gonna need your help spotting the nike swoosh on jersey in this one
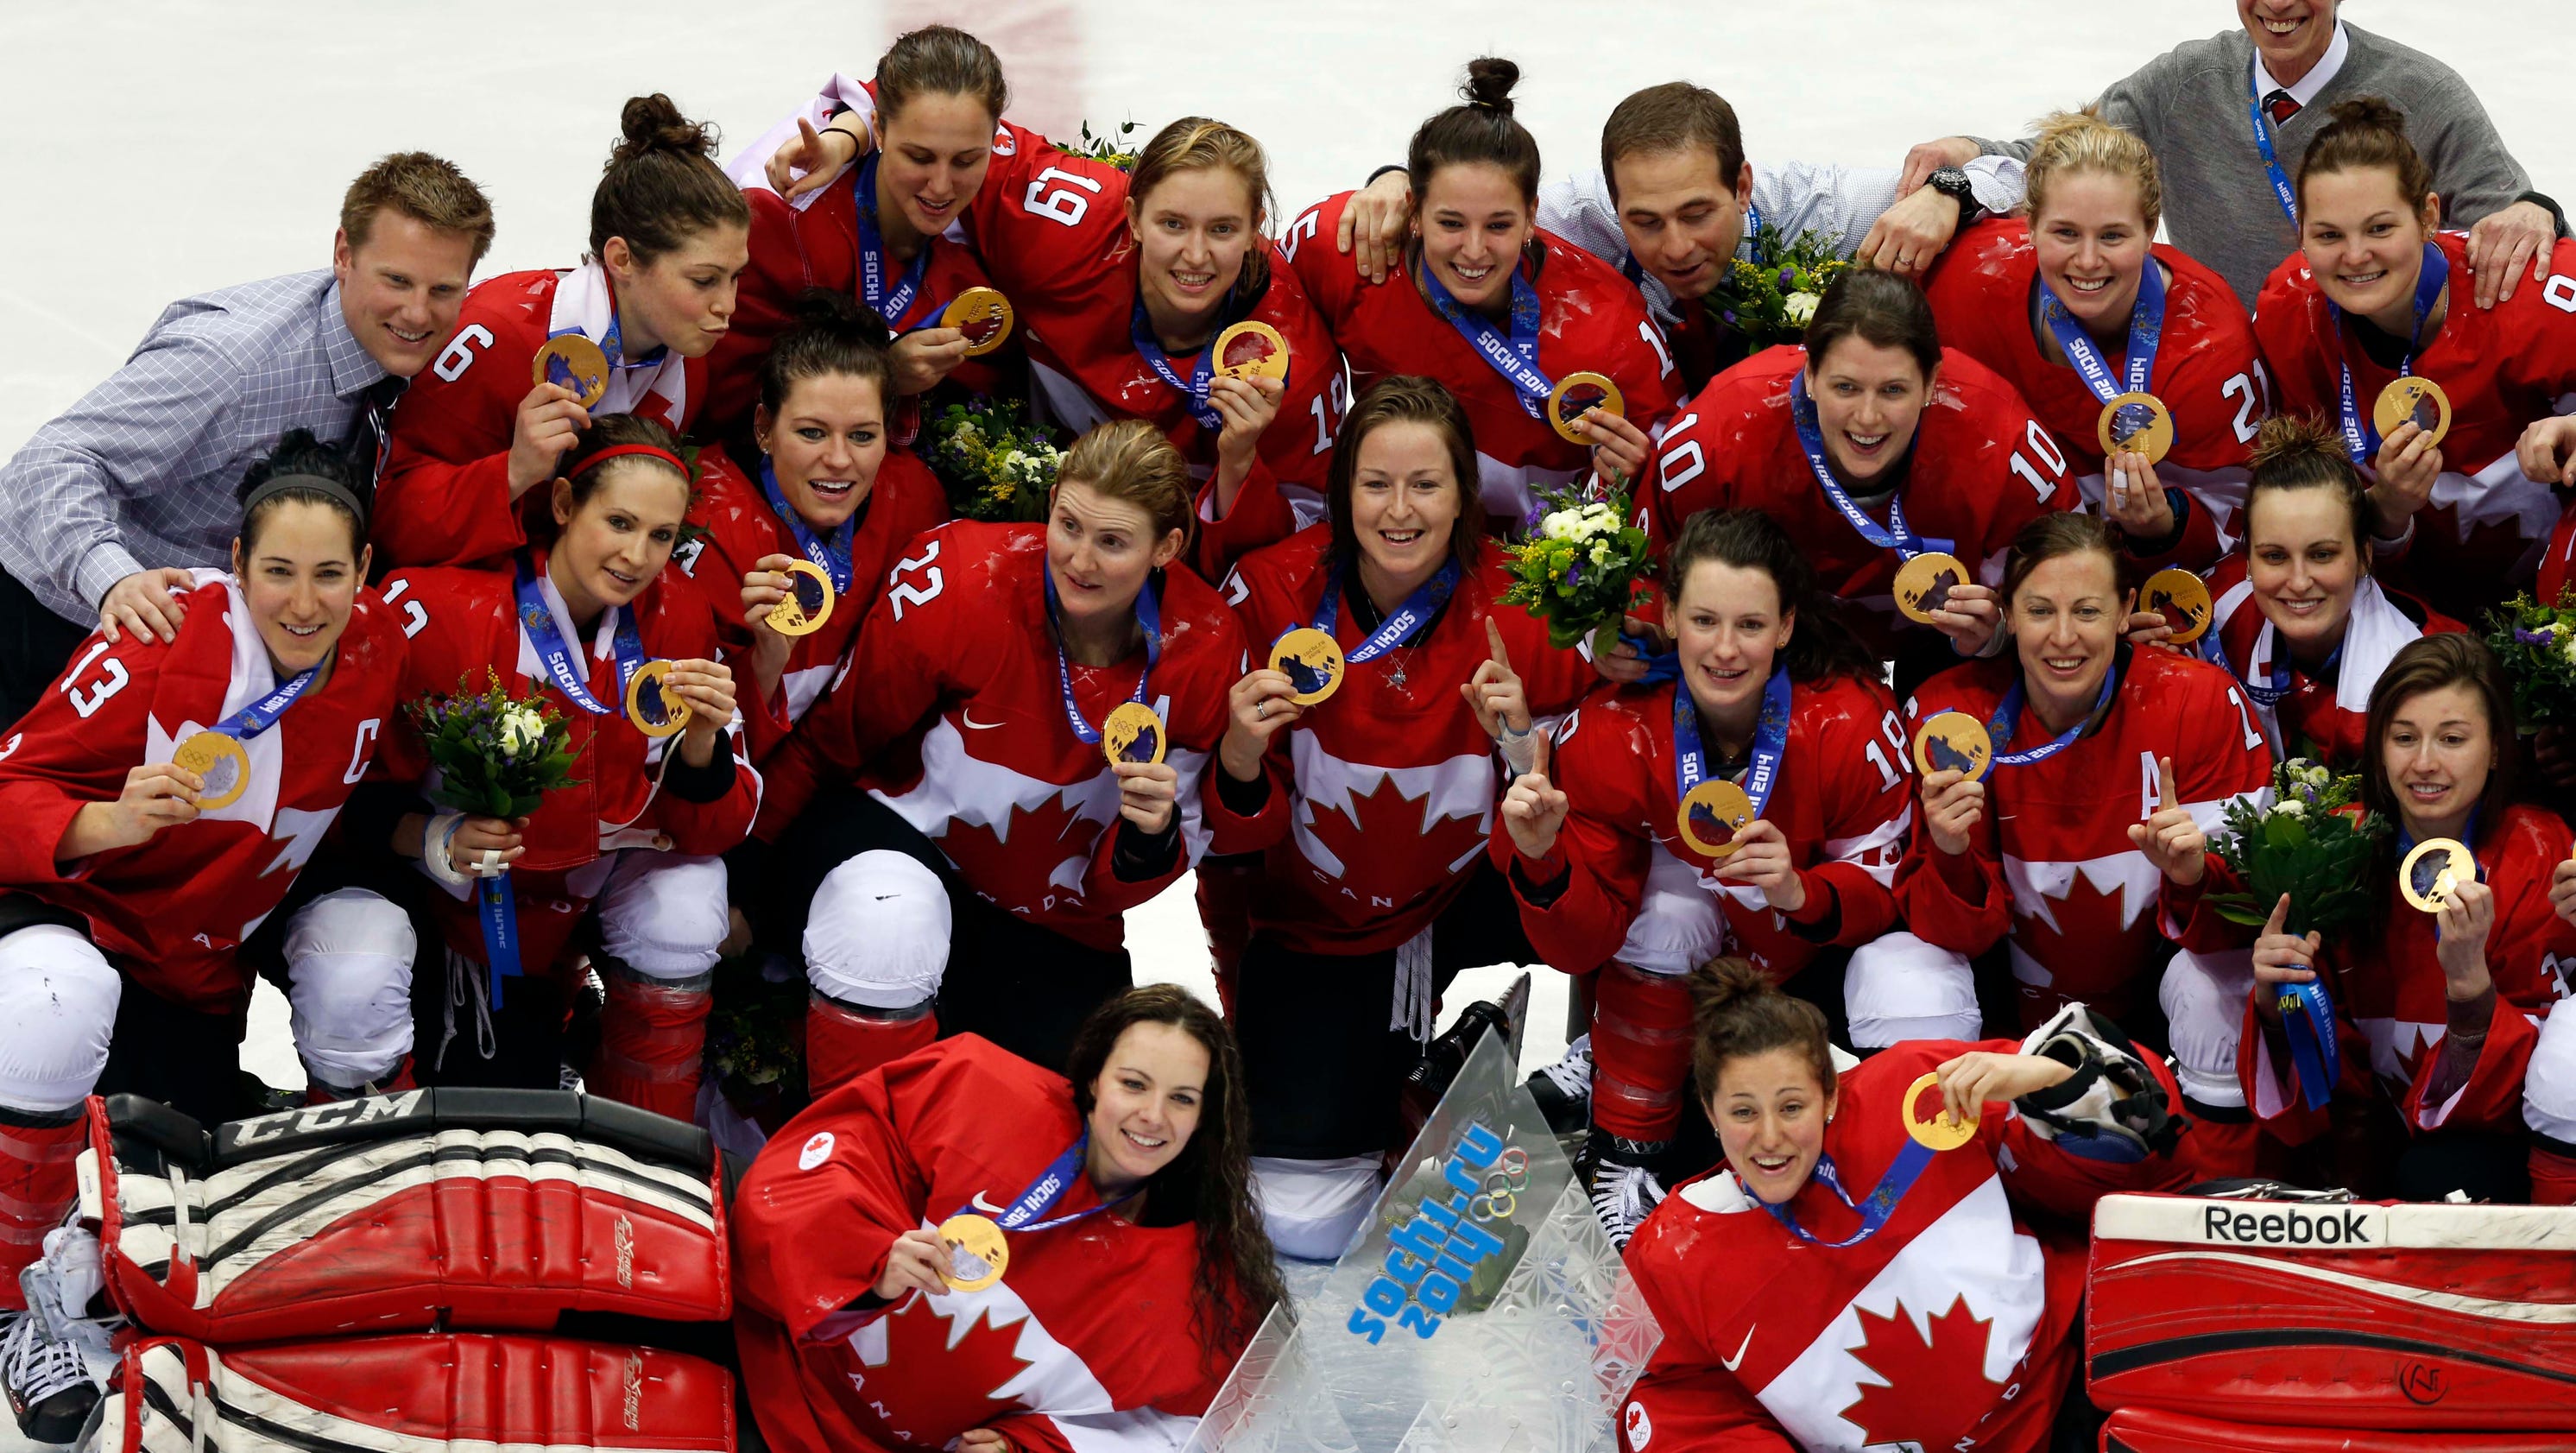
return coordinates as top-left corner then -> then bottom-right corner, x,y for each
1720,1324 -> 1754,1372
970,1191 -> 1010,1215
961,711 -> 1006,730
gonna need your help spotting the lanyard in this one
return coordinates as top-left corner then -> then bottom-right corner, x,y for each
1985,664 -> 2118,769
1671,667 -> 1792,820
2037,255 -> 2167,409
1130,296 -> 1247,432
514,552 -> 647,717
1316,557 -> 1461,664
206,664 -> 318,744
759,459 -> 854,593
1422,262 -> 1552,420
2238,627 -> 2341,711
1041,567 -> 1161,745
2248,71 -> 2303,231
852,152 -> 937,328
1759,1141 -> 1936,1248
1788,370 -> 1951,559
947,1134 -> 1135,1234
2332,243 -> 2449,464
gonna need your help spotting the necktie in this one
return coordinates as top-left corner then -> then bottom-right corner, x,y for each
350,374 -> 407,490
2264,89 -> 2301,126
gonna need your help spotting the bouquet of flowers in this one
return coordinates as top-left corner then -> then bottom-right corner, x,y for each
407,668 -> 581,818
1500,484 -> 1654,656
2484,590 -> 2576,727
1702,228 -> 1851,353
921,397 -> 1065,522
2203,758 -> 2390,938
1054,118 -> 1140,170
705,953 -> 806,1110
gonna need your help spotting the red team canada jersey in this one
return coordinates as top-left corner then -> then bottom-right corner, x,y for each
1284,192 -> 1679,526
1619,1039 -> 2189,1453
736,1036 -> 1245,1453
0,575 -> 404,1012
1897,648 -> 2273,1028
373,263 -> 710,570
2197,555 -> 2460,769
677,445 -> 950,764
1202,528 -> 1594,954
2256,232 -> 2576,622
1504,673 -> 1915,982
758,521 -> 1244,951
1923,220 -> 2271,566
1638,344 -> 2074,645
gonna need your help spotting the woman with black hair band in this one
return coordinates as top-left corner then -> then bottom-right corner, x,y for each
685,290 -> 949,766
733,985 -> 1285,1453
373,94 -> 751,570
2163,635 -> 2576,1203
0,432 -> 414,1429
1497,507 -> 1975,1247
375,415 -> 756,1121
1203,375 -> 1594,1259
1283,60 -> 1677,530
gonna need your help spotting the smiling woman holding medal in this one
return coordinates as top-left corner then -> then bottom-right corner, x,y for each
1618,957 -> 2188,1453
2256,99 -> 2576,627
1923,111 -> 2270,572
746,421 -> 1246,1096
733,985 -> 1282,1453
1200,376 -> 1593,1258
375,416 -> 754,1119
372,95 -> 752,571
1497,508 -> 1973,1247
1282,60 -> 1676,531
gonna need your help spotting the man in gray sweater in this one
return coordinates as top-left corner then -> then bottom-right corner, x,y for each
1900,0 -> 2560,311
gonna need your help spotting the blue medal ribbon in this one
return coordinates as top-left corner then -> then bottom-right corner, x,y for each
948,1133 -> 1137,1236
1671,666 -> 1792,826
2238,631 -> 2341,711
1130,294 -> 1251,432
1314,556 -> 1462,664
2279,976 -> 2339,1113
2248,74 -> 2302,231
205,664 -> 319,746
852,152 -> 938,329
2332,243 -> 2450,464
1759,1141 -> 1937,1248
1788,370 -> 1953,560
1041,567 -> 1161,744
1421,263 -> 1553,421
2038,253 -> 2167,414
758,460 -> 854,594
1984,663 -> 2118,769
513,552 -> 648,717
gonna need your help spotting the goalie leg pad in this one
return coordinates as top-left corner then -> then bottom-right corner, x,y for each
585,853 -> 727,1119
2101,1403 -> 2573,1451
284,888 -> 417,1093
1591,959 -> 1695,1144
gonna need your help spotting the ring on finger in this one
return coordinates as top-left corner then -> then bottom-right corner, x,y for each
1256,700 -> 1269,720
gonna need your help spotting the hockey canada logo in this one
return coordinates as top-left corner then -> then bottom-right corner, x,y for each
799,1131 -> 836,1170
1623,1400 -> 1652,1449
1347,1121 -> 1529,1344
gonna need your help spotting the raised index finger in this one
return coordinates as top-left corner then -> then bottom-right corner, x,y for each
1484,616 -> 1513,673
1530,730 -> 1549,780
2263,892 -> 2292,938
2157,755 -> 2178,813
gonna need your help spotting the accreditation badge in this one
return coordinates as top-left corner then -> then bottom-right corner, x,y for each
765,559 -> 836,638
623,660 -> 692,739
943,287 -> 1016,357
1676,779 -> 1753,859
935,1212 -> 1009,1292
1268,627 -> 1346,705
172,731 -> 251,812
532,335 -> 611,408
1546,371 -> 1624,444
1911,711 -> 1993,782
1102,700 -> 1167,767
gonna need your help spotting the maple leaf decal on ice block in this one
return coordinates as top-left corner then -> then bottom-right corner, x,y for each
1838,1293 -> 2005,1448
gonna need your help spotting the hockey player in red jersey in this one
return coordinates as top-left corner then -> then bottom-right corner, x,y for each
2255,98 -> 2576,625
734,985 -> 1285,1453
2164,635 -> 2575,1202
1202,377 -> 1593,1257
1284,60 -> 1675,530
705,28 -> 1015,438
1637,271 -> 2073,676
1923,113 -> 2270,572
1898,514 -> 2274,1039
681,292 -> 948,766
375,417 -> 758,1120
1619,958 -> 2189,1453
1499,508 -> 1975,1246
0,433 -> 414,1425
371,95 -> 751,570
745,421 -> 1245,1094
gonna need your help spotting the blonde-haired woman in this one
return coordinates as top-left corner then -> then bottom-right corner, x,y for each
742,420 -> 1252,1089
1923,109 -> 2272,571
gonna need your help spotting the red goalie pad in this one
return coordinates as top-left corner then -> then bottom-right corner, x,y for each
2101,1406 -> 2572,1451
91,1335 -> 734,1453
2087,1193 -> 2576,1431
79,1088 -> 729,1342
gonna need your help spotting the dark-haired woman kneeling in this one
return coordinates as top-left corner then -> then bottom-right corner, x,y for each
1619,960 -> 2189,1453
734,984 -> 1284,1453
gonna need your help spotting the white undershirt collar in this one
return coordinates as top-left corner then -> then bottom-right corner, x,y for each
2254,20 -> 2352,110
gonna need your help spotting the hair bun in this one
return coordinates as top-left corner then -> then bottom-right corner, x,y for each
785,287 -> 894,350
2247,411 -> 2346,473
1686,957 -> 1773,1031
616,93 -> 719,162
2326,95 -> 2408,135
1462,57 -> 1520,115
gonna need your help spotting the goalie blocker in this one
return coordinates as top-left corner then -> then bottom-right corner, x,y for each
2087,1190 -> 2576,1431
77,1088 -> 729,1344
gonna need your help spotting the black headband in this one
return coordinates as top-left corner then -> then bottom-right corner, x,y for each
242,471 -> 367,524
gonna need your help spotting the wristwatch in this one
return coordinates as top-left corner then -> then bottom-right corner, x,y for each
1928,166 -> 1985,227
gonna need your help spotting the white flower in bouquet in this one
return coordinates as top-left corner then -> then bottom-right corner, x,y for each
2560,633 -> 2576,666
500,704 -> 547,760
1588,540 -> 1613,567
1784,291 -> 1821,326
2274,797 -> 2307,818
2302,765 -> 2330,787
1544,509 -> 1580,541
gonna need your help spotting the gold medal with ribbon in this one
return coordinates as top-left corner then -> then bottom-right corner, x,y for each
2374,376 -> 2451,450
1546,371 -> 1624,444
623,660 -> 691,739
1892,552 -> 1968,624
2139,566 -> 2213,646
1214,319 -> 1290,381
935,1212 -> 1009,1292
1268,627 -> 1345,705
765,559 -> 836,639
172,731 -> 252,812
943,287 -> 1016,357
532,335 -> 610,408
2399,837 -> 2472,913
1676,779 -> 1753,859
1102,700 -> 1167,767
2095,391 -> 2175,464
1902,1071 -> 1978,1152
1911,711 -> 1993,783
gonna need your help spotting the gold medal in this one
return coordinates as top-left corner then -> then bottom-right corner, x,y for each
1902,1071 -> 1978,1152
1676,779 -> 1754,859
1102,700 -> 1167,766
1892,551 -> 1969,624
623,660 -> 692,739
532,334 -> 610,408
2094,391 -> 2175,465
2399,837 -> 2472,913
1912,711 -> 1993,782
1213,320 -> 1290,381
942,287 -> 1015,357
935,1212 -> 1009,1292
1268,627 -> 1345,705
1546,371 -> 1624,444
2139,566 -> 2213,646
765,559 -> 836,639
172,731 -> 251,812
2374,376 -> 2451,450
